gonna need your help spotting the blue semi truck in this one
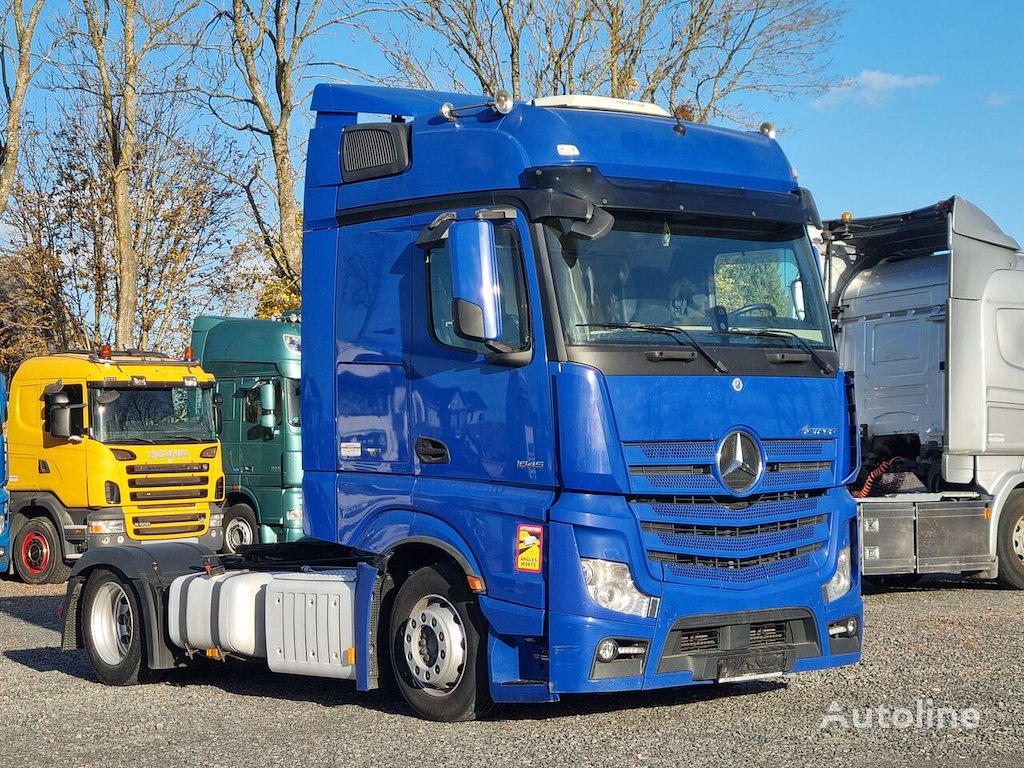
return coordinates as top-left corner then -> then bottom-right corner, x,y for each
60,87 -> 862,721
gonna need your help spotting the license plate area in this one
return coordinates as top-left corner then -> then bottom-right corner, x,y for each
717,650 -> 786,682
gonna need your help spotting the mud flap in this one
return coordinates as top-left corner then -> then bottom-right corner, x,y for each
354,561 -> 378,691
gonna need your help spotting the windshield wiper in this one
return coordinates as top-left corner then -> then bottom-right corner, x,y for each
576,323 -> 729,373
163,434 -> 206,443
711,329 -> 834,374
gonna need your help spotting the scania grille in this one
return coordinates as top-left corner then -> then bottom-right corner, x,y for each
127,463 -> 210,474
129,512 -> 206,538
125,462 -> 212,504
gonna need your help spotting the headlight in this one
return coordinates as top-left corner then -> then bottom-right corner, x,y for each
210,513 -> 224,528
286,509 -> 303,522
88,518 -> 125,535
824,545 -> 852,602
581,558 -> 657,618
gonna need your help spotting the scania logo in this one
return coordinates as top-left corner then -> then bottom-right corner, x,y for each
148,449 -> 188,460
716,430 -> 763,494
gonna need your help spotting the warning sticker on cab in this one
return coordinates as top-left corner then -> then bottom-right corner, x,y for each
515,524 -> 543,573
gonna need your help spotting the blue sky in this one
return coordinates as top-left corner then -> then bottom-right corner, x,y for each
756,0 -> 1023,241
338,0 -> 1022,241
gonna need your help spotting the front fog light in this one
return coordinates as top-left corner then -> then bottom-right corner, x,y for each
581,558 -> 657,618
824,545 -> 852,602
596,639 -> 619,662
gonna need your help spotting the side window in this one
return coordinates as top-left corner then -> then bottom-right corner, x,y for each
243,383 -> 282,426
427,223 -> 530,354
244,388 -> 261,424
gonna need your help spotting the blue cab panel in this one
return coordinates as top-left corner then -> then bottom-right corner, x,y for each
302,85 -> 862,706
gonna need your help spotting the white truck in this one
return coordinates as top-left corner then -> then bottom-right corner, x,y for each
824,197 -> 1024,587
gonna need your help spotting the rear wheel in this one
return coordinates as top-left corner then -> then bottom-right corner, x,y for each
222,503 -> 258,554
997,497 -> 1024,589
14,517 -> 71,585
81,568 -> 155,685
389,563 -> 492,721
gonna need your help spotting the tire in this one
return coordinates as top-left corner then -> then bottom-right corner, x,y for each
14,517 -> 71,585
222,503 -> 258,554
389,562 -> 492,722
81,568 -> 157,685
996,497 -> 1024,589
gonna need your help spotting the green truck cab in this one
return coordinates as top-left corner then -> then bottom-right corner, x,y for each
190,316 -> 302,552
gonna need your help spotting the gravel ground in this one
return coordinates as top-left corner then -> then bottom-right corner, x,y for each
1,574 -> 1021,768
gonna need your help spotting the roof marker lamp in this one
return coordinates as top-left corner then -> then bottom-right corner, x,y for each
581,558 -> 658,618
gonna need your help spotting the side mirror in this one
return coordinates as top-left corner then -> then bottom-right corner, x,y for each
49,391 -> 72,439
258,382 -> 276,430
448,220 -> 502,342
212,392 -> 224,435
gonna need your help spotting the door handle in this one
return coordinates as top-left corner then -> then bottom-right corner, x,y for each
242,465 -> 253,473
415,437 -> 450,464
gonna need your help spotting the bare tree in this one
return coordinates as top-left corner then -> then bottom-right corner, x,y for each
196,0 -> 363,296
0,78 -> 251,368
58,0 -> 199,346
367,0 -> 841,124
0,0 -> 48,220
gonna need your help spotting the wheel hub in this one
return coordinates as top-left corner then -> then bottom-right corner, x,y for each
21,531 -> 50,573
1012,515 -> 1024,562
225,518 -> 254,551
402,595 -> 466,693
90,582 -> 134,666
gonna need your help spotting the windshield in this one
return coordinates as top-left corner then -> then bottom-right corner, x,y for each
544,212 -> 833,349
89,385 -> 217,444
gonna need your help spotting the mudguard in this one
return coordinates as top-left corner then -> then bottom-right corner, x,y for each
61,542 -> 215,670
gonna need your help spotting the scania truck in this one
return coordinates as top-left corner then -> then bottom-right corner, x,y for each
824,197 -> 1024,588
0,376 -> 9,574
61,86 -> 862,721
190,315 -> 303,552
8,348 -> 225,583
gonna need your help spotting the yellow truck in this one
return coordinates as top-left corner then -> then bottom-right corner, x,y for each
7,347 -> 225,583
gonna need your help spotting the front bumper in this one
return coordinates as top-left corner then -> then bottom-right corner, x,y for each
86,509 -> 222,552
542,491 -> 862,694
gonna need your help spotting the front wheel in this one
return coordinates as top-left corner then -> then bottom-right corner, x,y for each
81,568 -> 155,685
997,498 -> 1024,589
389,563 -> 492,721
221,503 -> 258,554
14,517 -> 71,584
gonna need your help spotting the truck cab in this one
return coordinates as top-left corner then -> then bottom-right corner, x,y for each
826,197 -> 1024,587
190,316 -> 303,552
8,349 -> 225,582
300,87 -> 862,717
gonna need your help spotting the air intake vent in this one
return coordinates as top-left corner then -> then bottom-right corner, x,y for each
341,122 -> 411,182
